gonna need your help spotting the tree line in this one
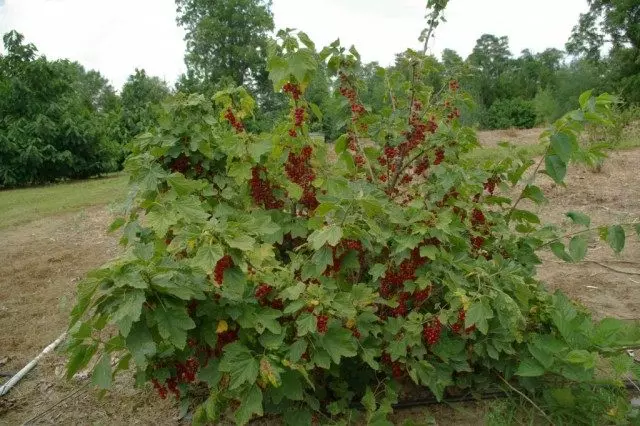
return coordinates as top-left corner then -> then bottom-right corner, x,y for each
1,0 -> 637,187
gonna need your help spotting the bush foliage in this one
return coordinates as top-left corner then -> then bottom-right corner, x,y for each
66,30 -> 640,425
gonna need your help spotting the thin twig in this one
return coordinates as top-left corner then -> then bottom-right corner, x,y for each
498,375 -> 554,425
22,382 -> 91,425
586,261 -> 640,276
507,147 -> 549,222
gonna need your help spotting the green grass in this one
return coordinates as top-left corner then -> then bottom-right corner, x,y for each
0,174 -> 128,229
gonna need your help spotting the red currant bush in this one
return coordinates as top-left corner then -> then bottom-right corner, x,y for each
66,30 -> 636,426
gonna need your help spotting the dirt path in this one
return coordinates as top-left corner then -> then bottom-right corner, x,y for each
0,147 -> 639,425
0,207 -> 175,425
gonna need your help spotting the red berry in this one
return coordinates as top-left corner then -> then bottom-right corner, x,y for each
471,236 -> 485,249
316,315 -> 329,334
392,362 -> 404,379
423,318 -> 442,345
471,209 -> 486,226
255,284 -> 273,299
214,255 -> 233,285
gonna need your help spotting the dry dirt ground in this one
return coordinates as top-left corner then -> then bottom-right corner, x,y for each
0,130 -> 639,425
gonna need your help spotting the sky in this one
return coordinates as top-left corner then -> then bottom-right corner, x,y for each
0,0 -> 589,90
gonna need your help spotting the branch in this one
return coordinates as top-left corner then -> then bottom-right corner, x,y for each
498,375 -> 554,425
582,261 -> 640,276
507,146 -> 549,222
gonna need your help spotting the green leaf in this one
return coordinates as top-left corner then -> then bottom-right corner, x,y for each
545,154 -> 567,184
319,326 -> 358,364
110,289 -> 146,337
284,408 -> 312,426
92,353 -> 112,389
550,132 -> 575,163
419,245 -> 438,260
152,305 -> 196,349
289,50 -> 317,84
248,138 -> 273,162
197,359 -> 222,388
285,180 -> 304,201
226,234 -> 256,251
221,267 -> 246,302
308,225 -> 343,250
297,31 -> 316,50
528,342 -> 554,369
146,206 -> 177,236
176,196 -> 210,223
564,350 -> 596,368
296,312 -> 317,337
126,321 -> 156,369
510,209 -> 540,224
219,342 -> 259,390
550,242 -> 573,262
310,246 -> 333,276
151,272 -> 204,300
569,235 -> 588,262
191,243 -> 224,272
234,385 -> 263,425
281,370 -> 304,401
288,339 -> 308,362
579,90 -> 593,109
465,299 -> 494,334
606,225 -> 625,253
369,263 -> 386,280
515,357 -> 545,377
108,217 -> 125,233
167,173 -> 206,195
228,161 -> 253,183
66,342 -> 98,379
309,103 -> 323,121
566,212 -> 591,227
521,185 -> 547,204
334,134 -> 348,154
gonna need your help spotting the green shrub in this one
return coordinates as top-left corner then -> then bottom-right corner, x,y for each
65,32 -> 640,426
482,98 -> 537,129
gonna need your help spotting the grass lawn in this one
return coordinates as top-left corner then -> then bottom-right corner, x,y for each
0,174 -> 128,229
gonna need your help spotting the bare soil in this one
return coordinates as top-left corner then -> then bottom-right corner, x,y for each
1,131 -> 639,424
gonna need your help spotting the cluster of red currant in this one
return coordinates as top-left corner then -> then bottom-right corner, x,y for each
316,314 -> 329,333
484,176 -> 500,195
285,146 -> 318,210
213,255 -> 233,285
471,208 -> 486,227
422,318 -> 443,345
450,309 -> 476,334
249,166 -> 284,210
283,82 -> 301,101
379,247 -> 427,298
449,79 -> 460,92
324,238 -> 365,276
151,357 -> 199,400
169,154 -> 190,174
414,158 -> 430,175
223,108 -> 244,133
471,236 -> 485,250
433,148 -> 445,165
446,108 -> 461,122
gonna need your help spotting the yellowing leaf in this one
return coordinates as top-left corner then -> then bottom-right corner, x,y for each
216,320 -> 229,334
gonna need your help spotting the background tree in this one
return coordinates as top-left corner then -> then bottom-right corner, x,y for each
119,69 -> 171,144
175,0 -> 274,91
0,31 -> 120,187
567,0 -> 640,104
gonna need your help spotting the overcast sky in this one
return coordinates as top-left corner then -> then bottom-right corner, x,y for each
0,0 -> 588,90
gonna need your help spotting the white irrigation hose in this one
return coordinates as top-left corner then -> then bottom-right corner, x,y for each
0,332 -> 67,397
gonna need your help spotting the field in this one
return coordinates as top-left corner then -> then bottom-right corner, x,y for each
1,128 -> 639,425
